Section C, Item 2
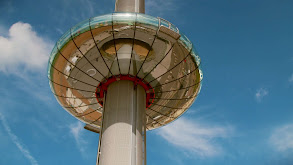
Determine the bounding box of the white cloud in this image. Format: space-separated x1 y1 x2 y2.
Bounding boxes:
289 74 293 83
270 124 293 152
70 121 88 155
0 113 39 165
55 28 64 35
157 117 233 157
255 88 268 102
0 22 53 74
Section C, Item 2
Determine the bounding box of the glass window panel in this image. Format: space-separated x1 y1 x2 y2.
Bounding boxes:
190 46 196 62
170 23 178 33
160 19 170 28
190 45 200 66
113 13 136 26
199 69 203 81
48 43 58 66
48 43 58 78
179 33 192 51
136 14 159 30
71 19 90 38
49 79 55 93
49 43 58 62
57 29 71 49
90 14 112 29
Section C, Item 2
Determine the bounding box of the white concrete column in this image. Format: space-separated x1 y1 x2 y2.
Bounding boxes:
98 80 146 165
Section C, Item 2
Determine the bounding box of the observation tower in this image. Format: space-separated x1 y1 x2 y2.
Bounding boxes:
48 0 203 164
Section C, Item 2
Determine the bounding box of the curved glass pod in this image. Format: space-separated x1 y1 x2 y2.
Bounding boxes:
48 13 203 130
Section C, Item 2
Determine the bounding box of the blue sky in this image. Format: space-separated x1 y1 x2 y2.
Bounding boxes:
0 0 293 165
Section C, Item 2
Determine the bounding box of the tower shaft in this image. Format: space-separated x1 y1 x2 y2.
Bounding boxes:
115 0 145 13
97 80 146 165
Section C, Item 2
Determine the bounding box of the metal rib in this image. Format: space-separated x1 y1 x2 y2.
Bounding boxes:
153 97 194 101
56 44 101 83
146 114 163 126
64 102 100 109
49 61 97 88
136 25 159 77
149 46 193 83
142 43 175 80
69 28 107 79
89 18 113 76
52 92 96 99
148 107 175 119
128 14 137 75
76 107 102 117
151 103 182 110
89 115 102 125
152 63 201 89
153 93 199 101
155 79 202 93
48 78 95 93
111 13 121 75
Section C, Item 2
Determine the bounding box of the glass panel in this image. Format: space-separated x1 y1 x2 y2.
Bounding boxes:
48 79 55 93
57 29 71 50
71 18 90 38
113 13 136 26
191 45 200 66
49 43 58 62
195 53 201 66
170 23 178 33
48 43 58 78
47 63 51 79
179 33 192 51
90 14 112 29
199 69 203 81
160 19 170 28
136 14 159 30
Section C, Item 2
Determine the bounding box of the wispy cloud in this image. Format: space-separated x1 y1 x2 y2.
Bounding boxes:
70 121 88 155
53 0 110 25
146 0 178 16
289 74 293 83
0 22 53 75
157 117 233 158
55 28 63 35
186 105 214 115
82 0 94 16
255 88 268 102
0 113 39 165
269 124 293 152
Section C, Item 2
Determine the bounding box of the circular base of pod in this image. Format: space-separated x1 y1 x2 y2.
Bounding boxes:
95 75 155 108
